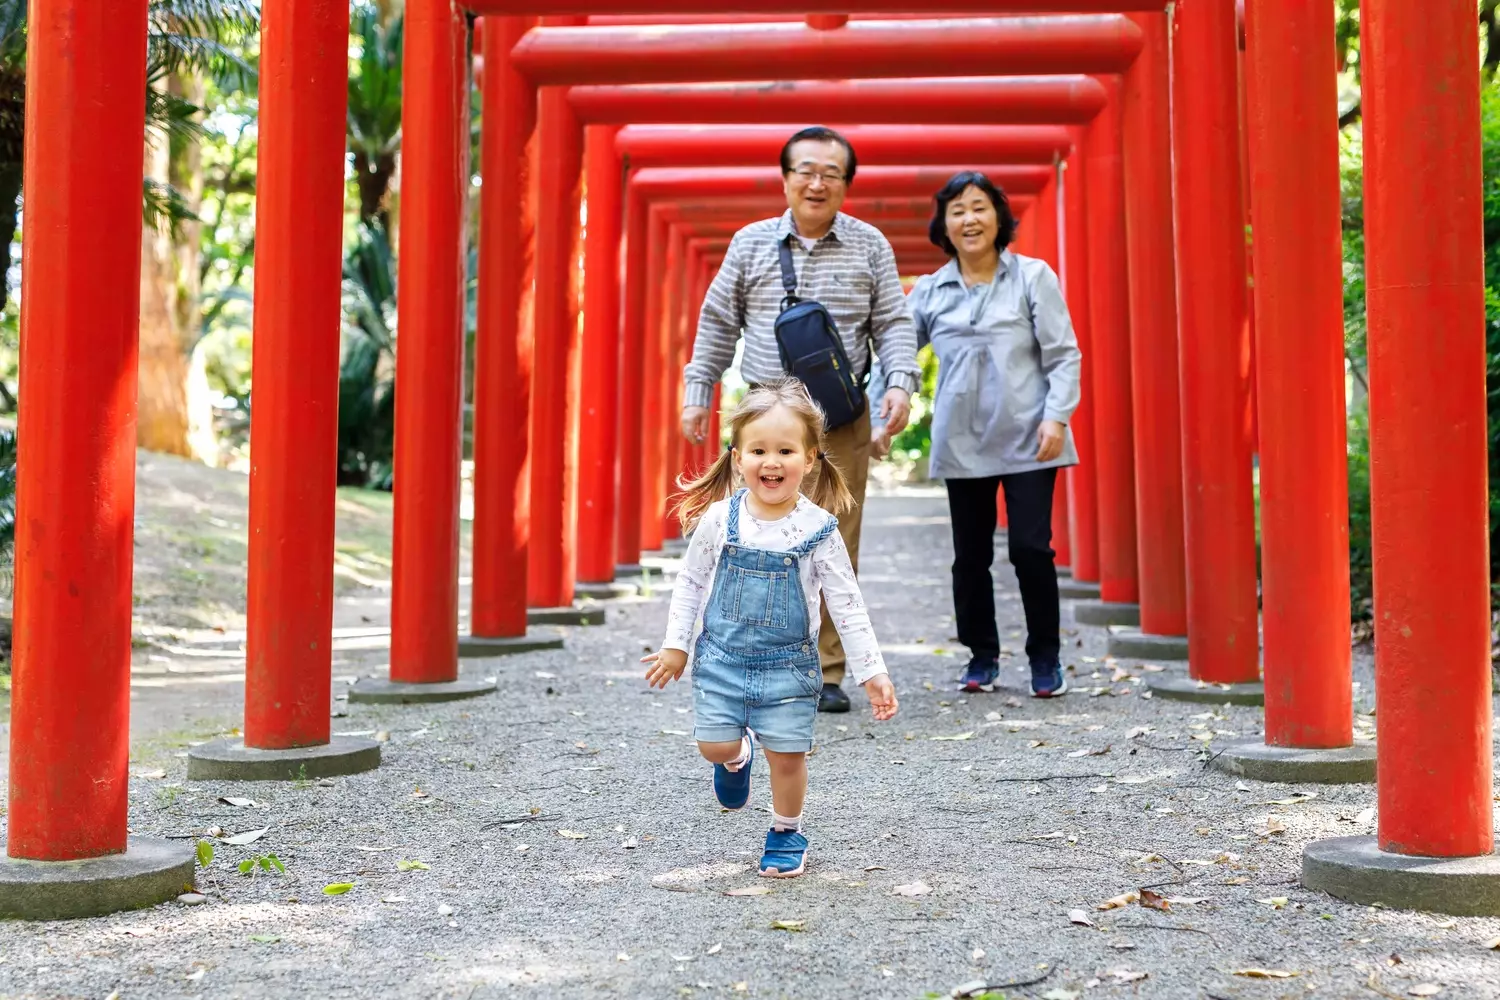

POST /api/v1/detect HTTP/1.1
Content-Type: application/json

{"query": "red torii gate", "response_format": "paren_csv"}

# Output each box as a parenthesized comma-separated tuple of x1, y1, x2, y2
(1, 0, 1490, 925)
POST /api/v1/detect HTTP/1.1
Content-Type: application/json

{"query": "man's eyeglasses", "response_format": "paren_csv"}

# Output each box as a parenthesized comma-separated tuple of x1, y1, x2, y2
(789, 166, 846, 185)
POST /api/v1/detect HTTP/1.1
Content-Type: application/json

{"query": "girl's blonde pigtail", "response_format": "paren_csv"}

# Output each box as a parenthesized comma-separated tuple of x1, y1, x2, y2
(809, 449, 855, 517)
(673, 448, 737, 533)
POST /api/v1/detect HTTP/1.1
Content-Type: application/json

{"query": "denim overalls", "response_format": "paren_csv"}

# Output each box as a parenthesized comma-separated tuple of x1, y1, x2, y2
(691, 490, 839, 754)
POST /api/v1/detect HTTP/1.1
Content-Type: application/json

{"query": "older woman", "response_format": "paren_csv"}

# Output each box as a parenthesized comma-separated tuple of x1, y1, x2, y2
(908, 171, 1082, 698)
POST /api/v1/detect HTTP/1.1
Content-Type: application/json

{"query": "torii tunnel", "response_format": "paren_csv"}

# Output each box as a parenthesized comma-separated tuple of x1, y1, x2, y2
(3, 0, 1492, 919)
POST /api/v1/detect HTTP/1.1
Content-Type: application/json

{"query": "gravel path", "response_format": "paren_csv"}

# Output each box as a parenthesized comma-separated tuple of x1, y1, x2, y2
(2, 489, 1498, 1000)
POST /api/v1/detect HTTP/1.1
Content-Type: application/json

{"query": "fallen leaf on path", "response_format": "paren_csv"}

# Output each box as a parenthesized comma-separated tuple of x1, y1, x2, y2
(221, 828, 268, 847)
(410, 788, 429, 800)
(249, 934, 281, 943)
(1068, 908, 1095, 927)
(1139, 888, 1171, 912)
(1257, 896, 1289, 909)
(322, 882, 355, 895)
(1004, 697, 1023, 708)
(931, 732, 976, 742)
(891, 881, 932, 896)
(1028, 740, 1047, 749)
(617, 952, 630, 962)
(622, 837, 639, 850)
(971, 947, 985, 961)
(1263, 791, 1318, 806)
(1125, 726, 1155, 739)
(381, 895, 408, 903)
(218, 797, 255, 807)
(186, 969, 205, 982)
(1109, 969, 1148, 983)
(1168, 896, 1210, 905)
(1409, 986, 1443, 997)
(707, 944, 723, 955)
(1435, 920, 1457, 930)
(1356, 807, 1376, 824)
(1097, 892, 1138, 911)
(770, 919, 805, 931)
(557, 830, 589, 840)
(534, 671, 558, 679)
(1260, 817, 1287, 836)
(864, 865, 888, 872)
(1067, 746, 1111, 758)
(131, 768, 167, 780)
(659, 729, 690, 736)
(396, 860, 430, 871)
(1114, 775, 1153, 785)
(1233, 969, 1298, 979)
(1041, 990, 1081, 1000)
(724, 886, 772, 897)
(352, 845, 393, 853)
(1225, 876, 1252, 885)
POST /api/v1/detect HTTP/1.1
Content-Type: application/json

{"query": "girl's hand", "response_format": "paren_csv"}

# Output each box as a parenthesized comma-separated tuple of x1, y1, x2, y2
(863, 674, 899, 721)
(1036, 420, 1067, 463)
(642, 647, 689, 689)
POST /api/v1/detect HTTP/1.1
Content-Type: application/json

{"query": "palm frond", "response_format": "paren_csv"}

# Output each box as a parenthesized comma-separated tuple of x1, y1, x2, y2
(143, 178, 200, 237)
(147, 32, 257, 92)
(0, 426, 17, 563)
(148, 0, 260, 40)
(146, 88, 209, 144)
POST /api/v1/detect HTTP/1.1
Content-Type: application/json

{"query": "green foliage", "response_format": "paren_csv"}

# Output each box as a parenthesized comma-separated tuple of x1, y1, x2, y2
(348, 5, 404, 225)
(889, 345, 940, 460)
(238, 852, 285, 876)
(339, 221, 399, 490)
(196, 840, 214, 867)
(1346, 408, 1373, 621)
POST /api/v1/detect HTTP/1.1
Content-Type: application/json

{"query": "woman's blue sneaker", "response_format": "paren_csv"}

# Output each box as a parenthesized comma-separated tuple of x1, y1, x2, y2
(712, 739, 754, 810)
(959, 656, 1000, 693)
(1030, 660, 1069, 698)
(759, 828, 808, 878)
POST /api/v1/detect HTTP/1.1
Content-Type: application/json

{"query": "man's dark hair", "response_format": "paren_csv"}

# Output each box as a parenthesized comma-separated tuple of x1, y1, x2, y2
(928, 170, 1018, 256)
(780, 126, 858, 184)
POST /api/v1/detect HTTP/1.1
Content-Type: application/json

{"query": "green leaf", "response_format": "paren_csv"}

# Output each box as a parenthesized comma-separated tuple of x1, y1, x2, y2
(258, 856, 273, 872)
(323, 882, 356, 895)
(196, 840, 214, 867)
(249, 934, 280, 944)
(238, 858, 253, 875)
(267, 854, 286, 873)
(396, 860, 430, 872)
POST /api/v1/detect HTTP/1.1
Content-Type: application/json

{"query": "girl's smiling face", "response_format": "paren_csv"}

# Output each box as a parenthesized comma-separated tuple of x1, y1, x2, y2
(733, 404, 817, 513)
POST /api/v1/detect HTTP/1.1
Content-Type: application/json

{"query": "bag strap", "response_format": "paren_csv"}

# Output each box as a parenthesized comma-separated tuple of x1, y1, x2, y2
(777, 238, 800, 312)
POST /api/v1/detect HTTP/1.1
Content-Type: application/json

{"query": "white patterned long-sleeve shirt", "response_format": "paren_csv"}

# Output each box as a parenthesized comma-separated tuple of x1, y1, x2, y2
(662, 496, 888, 685)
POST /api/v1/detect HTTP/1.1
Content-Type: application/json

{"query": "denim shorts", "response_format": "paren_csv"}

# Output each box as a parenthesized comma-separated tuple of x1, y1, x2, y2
(691, 633, 821, 753)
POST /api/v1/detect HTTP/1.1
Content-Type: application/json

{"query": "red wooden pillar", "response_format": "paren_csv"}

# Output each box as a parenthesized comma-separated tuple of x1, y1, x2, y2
(243, 0, 352, 749)
(617, 182, 648, 570)
(8, 0, 149, 863)
(1062, 130, 1100, 584)
(528, 15, 587, 608)
(1171, 0, 1258, 683)
(640, 206, 670, 552)
(472, 15, 538, 638)
(1085, 76, 1138, 607)
(661, 224, 687, 542)
(1121, 12, 1187, 638)
(386, 0, 470, 686)
(578, 125, 623, 584)
(1363, 0, 1490, 857)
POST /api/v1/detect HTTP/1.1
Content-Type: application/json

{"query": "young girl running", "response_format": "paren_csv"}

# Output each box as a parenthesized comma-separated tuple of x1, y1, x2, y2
(643, 380, 900, 878)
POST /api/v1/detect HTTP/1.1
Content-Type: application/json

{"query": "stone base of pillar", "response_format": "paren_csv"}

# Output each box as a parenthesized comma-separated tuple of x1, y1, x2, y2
(187, 736, 381, 782)
(1057, 566, 1072, 579)
(574, 580, 638, 600)
(0, 837, 196, 920)
(458, 632, 565, 657)
(615, 563, 643, 577)
(347, 676, 497, 705)
(658, 538, 689, 556)
(528, 607, 606, 627)
(1147, 673, 1265, 706)
(1059, 579, 1102, 601)
(1107, 625, 1189, 660)
(1211, 740, 1375, 784)
(1072, 600, 1141, 627)
(1303, 836, 1500, 916)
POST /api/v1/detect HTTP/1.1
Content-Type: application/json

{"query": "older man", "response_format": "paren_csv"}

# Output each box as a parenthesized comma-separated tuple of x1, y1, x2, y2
(679, 125, 921, 714)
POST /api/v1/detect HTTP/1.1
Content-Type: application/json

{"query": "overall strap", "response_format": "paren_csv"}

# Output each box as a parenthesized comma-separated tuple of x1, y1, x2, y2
(725, 488, 747, 544)
(792, 514, 840, 558)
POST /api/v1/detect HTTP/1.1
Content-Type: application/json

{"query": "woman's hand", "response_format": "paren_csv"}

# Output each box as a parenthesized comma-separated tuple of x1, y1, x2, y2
(870, 424, 893, 460)
(642, 647, 689, 689)
(863, 674, 899, 721)
(879, 388, 912, 437)
(1036, 420, 1067, 463)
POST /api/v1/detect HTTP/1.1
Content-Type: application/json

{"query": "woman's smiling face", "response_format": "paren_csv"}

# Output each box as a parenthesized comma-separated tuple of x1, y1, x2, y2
(945, 184, 999, 259)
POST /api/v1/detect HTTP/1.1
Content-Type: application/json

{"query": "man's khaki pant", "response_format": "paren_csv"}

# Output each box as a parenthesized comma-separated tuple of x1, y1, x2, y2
(809, 405, 871, 686)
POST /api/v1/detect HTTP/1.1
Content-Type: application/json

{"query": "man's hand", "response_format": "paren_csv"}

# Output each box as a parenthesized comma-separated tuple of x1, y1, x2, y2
(642, 647, 689, 689)
(863, 674, 899, 721)
(681, 406, 711, 445)
(878, 388, 912, 437)
(1036, 419, 1067, 463)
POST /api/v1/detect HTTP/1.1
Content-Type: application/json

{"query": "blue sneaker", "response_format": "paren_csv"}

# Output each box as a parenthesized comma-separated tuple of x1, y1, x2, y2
(712, 738, 754, 811)
(959, 656, 1000, 693)
(1030, 660, 1069, 698)
(759, 828, 809, 878)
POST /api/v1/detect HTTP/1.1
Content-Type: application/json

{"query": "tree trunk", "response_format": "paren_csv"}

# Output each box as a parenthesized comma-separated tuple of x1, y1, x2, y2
(136, 74, 217, 462)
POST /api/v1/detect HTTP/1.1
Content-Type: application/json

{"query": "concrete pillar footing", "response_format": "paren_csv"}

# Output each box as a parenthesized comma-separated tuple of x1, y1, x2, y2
(528, 607, 607, 627)
(186, 736, 381, 781)
(574, 580, 638, 600)
(458, 632, 565, 657)
(1147, 673, 1264, 706)
(1059, 579, 1101, 601)
(1303, 836, 1500, 916)
(0, 837, 196, 920)
(347, 676, 497, 705)
(1072, 600, 1141, 628)
(1211, 740, 1375, 785)
(1107, 625, 1188, 660)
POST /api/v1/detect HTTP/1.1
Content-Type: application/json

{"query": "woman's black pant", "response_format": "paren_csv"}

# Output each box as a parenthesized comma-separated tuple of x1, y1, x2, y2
(944, 469, 1061, 666)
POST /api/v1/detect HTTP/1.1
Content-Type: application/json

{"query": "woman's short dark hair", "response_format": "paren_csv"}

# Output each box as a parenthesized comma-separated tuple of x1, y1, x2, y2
(780, 126, 858, 184)
(928, 170, 1017, 256)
